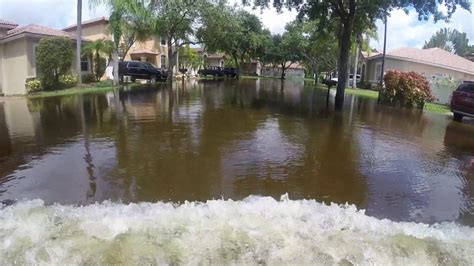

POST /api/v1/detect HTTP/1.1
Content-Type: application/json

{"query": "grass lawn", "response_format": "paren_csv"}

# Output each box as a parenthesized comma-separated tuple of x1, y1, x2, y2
(28, 85, 118, 98)
(328, 87, 451, 115)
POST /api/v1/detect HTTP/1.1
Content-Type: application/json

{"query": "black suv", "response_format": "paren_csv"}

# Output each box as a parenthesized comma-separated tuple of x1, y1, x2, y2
(118, 61, 167, 82)
(198, 66, 239, 78)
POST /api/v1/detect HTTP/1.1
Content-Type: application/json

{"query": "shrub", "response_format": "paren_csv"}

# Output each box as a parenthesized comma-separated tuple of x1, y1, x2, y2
(59, 74, 77, 87)
(36, 37, 74, 90)
(26, 79, 42, 93)
(82, 73, 95, 84)
(382, 70, 434, 108)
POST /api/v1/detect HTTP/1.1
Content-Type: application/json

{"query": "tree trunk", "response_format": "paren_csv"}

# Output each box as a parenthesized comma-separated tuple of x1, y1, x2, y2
(352, 44, 359, 88)
(232, 54, 240, 78)
(280, 63, 286, 80)
(167, 38, 173, 82)
(335, 18, 354, 110)
(112, 50, 119, 85)
(76, 0, 82, 84)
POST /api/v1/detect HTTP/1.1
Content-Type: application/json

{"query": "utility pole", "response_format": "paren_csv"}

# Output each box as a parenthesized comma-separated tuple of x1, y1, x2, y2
(76, 0, 82, 84)
(378, 16, 387, 103)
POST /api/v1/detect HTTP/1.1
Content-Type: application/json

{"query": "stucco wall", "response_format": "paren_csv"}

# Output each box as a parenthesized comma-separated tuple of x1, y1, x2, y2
(1, 38, 28, 95)
(64, 23, 110, 41)
(0, 44, 3, 93)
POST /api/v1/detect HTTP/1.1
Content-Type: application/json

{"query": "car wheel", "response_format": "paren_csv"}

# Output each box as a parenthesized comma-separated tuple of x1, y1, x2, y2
(131, 77, 136, 82)
(151, 75, 159, 83)
(453, 113, 463, 122)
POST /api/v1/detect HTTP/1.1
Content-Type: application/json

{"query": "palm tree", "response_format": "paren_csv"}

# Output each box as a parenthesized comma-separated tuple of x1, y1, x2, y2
(352, 28, 378, 88)
(76, 0, 82, 84)
(89, 0, 152, 85)
(82, 39, 114, 81)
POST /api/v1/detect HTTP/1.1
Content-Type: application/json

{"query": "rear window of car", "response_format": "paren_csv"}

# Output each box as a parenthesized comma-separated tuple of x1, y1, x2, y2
(457, 83, 474, 92)
(128, 62, 141, 68)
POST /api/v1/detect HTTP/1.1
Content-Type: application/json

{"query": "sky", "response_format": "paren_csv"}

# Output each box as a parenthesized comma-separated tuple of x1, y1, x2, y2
(0, 0, 472, 51)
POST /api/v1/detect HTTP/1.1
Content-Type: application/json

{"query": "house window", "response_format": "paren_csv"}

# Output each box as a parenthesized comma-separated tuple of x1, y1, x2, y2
(161, 55, 166, 68)
(161, 37, 166, 46)
(374, 62, 382, 81)
(81, 56, 89, 72)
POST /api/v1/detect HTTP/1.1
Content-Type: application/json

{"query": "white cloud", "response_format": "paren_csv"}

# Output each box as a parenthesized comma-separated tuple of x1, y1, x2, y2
(0, 0, 108, 29)
(0, 0, 471, 50)
(371, 5, 474, 51)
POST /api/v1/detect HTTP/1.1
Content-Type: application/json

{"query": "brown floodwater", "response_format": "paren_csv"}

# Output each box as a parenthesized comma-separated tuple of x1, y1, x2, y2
(0, 79, 473, 226)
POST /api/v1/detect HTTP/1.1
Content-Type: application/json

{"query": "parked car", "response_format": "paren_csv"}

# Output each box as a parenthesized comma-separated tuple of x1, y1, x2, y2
(330, 74, 361, 86)
(118, 61, 167, 82)
(223, 67, 239, 78)
(450, 81, 474, 122)
(198, 66, 225, 77)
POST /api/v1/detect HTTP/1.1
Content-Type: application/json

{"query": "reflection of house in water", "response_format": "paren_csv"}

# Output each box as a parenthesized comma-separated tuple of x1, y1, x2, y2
(0, 102, 12, 157)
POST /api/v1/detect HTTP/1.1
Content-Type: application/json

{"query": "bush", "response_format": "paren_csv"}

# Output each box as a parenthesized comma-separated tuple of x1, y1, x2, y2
(95, 80, 114, 87)
(26, 79, 42, 93)
(36, 37, 74, 90)
(59, 74, 77, 87)
(382, 70, 434, 108)
(82, 73, 95, 84)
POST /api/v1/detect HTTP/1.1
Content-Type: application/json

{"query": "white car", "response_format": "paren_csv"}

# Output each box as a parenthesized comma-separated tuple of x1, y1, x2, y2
(331, 74, 361, 86)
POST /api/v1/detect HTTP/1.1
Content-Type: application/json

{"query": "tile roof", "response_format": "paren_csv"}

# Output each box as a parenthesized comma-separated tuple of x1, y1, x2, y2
(5, 24, 75, 39)
(369, 47, 474, 75)
(62, 17, 109, 31)
(0, 19, 18, 27)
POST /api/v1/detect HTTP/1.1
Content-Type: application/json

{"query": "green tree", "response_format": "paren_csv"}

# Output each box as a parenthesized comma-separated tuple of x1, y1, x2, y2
(264, 33, 303, 80)
(423, 28, 473, 57)
(198, 3, 269, 75)
(145, 0, 205, 80)
(36, 37, 74, 89)
(423, 28, 452, 52)
(247, 0, 471, 110)
(178, 45, 202, 70)
(82, 39, 114, 81)
(284, 19, 338, 83)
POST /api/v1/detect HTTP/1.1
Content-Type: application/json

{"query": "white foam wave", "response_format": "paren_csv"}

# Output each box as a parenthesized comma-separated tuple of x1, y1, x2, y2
(1, 195, 473, 265)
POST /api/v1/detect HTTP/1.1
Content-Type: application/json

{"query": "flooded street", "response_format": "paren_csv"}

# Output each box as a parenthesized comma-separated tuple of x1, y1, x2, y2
(1, 79, 474, 264)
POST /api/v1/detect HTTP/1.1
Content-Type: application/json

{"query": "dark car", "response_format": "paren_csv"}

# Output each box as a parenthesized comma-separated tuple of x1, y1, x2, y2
(198, 66, 225, 77)
(450, 81, 474, 122)
(223, 67, 239, 78)
(118, 61, 167, 82)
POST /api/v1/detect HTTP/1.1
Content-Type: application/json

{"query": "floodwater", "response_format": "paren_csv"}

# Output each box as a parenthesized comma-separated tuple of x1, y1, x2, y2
(1, 79, 473, 264)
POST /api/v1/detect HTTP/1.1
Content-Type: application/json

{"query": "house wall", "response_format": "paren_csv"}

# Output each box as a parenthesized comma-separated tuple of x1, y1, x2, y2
(1, 38, 28, 95)
(64, 23, 110, 41)
(261, 67, 305, 79)
(205, 57, 224, 67)
(0, 44, 3, 94)
(66, 24, 169, 70)
(365, 57, 474, 104)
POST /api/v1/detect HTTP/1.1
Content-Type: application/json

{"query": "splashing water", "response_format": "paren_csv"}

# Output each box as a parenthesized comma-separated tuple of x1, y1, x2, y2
(1, 195, 473, 265)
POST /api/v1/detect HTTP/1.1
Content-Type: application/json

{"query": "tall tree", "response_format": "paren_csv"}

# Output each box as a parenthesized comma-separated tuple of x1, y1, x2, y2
(76, 0, 82, 84)
(146, 0, 204, 81)
(422, 28, 452, 51)
(264, 32, 303, 80)
(198, 3, 269, 75)
(247, 0, 471, 110)
(284, 19, 338, 83)
(423, 28, 473, 56)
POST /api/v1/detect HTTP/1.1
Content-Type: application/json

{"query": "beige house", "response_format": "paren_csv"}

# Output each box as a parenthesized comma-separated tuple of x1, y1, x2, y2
(62, 17, 169, 68)
(361, 47, 474, 104)
(261, 62, 306, 79)
(0, 19, 91, 95)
